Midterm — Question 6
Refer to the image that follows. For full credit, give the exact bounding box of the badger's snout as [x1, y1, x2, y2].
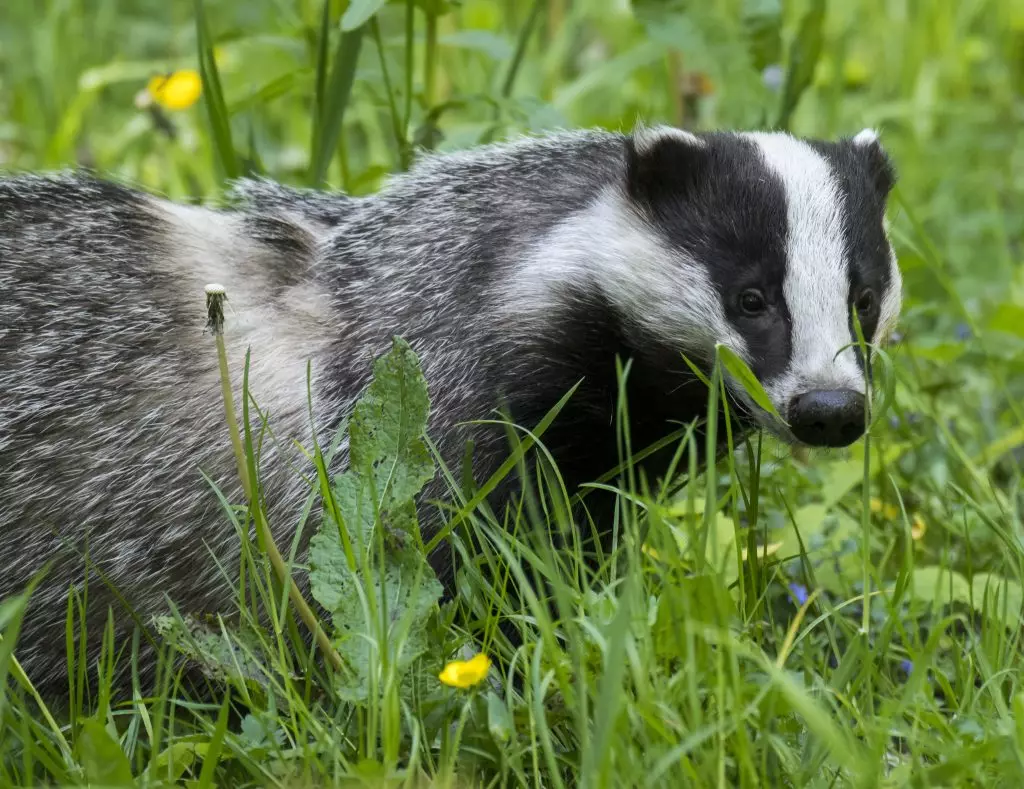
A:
[787, 389, 865, 448]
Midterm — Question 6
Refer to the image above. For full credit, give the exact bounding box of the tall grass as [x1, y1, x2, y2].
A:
[1, 0, 1023, 785]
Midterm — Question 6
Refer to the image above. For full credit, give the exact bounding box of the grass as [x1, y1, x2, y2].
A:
[1, 0, 1024, 785]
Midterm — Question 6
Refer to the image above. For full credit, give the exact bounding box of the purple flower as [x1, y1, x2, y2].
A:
[955, 323, 972, 341]
[789, 583, 809, 605]
[900, 659, 913, 674]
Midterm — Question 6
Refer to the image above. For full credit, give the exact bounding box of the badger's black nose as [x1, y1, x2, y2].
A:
[788, 389, 865, 447]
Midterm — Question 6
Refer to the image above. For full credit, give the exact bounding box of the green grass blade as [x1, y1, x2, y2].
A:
[194, 0, 241, 180]
[774, 0, 825, 130]
[309, 25, 365, 187]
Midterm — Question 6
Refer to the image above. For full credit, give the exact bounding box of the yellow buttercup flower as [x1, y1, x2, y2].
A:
[439, 652, 491, 689]
[869, 498, 899, 521]
[911, 514, 927, 541]
[147, 70, 202, 111]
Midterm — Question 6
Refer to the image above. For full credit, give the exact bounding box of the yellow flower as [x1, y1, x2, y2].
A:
[869, 498, 899, 521]
[911, 514, 927, 541]
[147, 70, 202, 111]
[439, 652, 491, 689]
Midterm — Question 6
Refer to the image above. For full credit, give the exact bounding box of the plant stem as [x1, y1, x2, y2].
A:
[206, 287, 346, 674]
[424, 9, 437, 109]
[501, 0, 544, 100]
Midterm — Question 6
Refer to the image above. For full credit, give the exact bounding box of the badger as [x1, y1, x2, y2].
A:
[0, 125, 901, 701]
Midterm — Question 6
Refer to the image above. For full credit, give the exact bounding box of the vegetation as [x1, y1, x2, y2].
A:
[1, 0, 1024, 785]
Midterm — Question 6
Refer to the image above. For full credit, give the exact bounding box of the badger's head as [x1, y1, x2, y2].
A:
[609, 125, 901, 449]
[524, 125, 899, 452]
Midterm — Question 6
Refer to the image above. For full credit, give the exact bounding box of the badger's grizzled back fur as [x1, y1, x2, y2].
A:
[0, 126, 902, 700]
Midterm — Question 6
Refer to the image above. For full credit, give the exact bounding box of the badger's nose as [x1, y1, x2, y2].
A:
[788, 389, 865, 448]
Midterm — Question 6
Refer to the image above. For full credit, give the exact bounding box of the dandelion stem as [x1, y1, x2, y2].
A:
[205, 285, 346, 675]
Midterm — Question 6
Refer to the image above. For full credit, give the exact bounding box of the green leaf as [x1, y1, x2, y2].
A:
[196, 694, 232, 789]
[342, 0, 388, 31]
[775, 0, 825, 130]
[987, 304, 1024, 339]
[310, 19, 364, 186]
[308, 337, 443, 703]
[308, 524, 443, 702]
[0, 582, 39, 717]
[440, 30, 514, 61]
[487, 691, 514, 745]
[715, 343, 782, 420]
[142, 742, 200, 784]
[742, 0, 782, 70]
[151, 614, 270, 690]
[908, 567, 972, 609]
[348, 337, 435, 516]
[194, 0, 241, 179]
[77, 718, 134, 786]
[971, 573, 1024, 631]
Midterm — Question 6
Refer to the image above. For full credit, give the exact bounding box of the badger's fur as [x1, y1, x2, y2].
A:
[0, 126, 901, 700]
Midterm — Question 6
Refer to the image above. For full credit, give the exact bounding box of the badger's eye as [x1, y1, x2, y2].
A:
[855, 289, 876, 315]
[739, 289, 767, 316]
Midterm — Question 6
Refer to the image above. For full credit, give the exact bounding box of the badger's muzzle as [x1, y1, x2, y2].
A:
[787, 388, 865, 448]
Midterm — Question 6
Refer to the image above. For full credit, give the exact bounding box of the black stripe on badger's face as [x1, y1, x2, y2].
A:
[625, 126, 901, 448]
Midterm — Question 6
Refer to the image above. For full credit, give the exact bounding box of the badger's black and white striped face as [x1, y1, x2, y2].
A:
[622, 125, 902, 448]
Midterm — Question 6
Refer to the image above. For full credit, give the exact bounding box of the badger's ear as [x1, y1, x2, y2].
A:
[625, 124, 708, 211]
[851, 128, 897, 197]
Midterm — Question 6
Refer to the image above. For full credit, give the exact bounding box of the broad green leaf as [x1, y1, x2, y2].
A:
[308, 337, 443, 703]
[908, 567, 971, 609]
[342, 0, 388, 31]
[971, 573, 1024, 631]
[742, 0, 782, 70]
[487, 691, 514, 745]
[775, 0, 825, 130]
[151, 614, 270, 689]
[142, 742, 201, 784]
[308, 524, 443, 702]
[987, 304, 1024, 339]
[77, 718, 134, 786]
[440, 30, 514, 61]
[348, 337, 434, 516]
[715, 343, 782, 420]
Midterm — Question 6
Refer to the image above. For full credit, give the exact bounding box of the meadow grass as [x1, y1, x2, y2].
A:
[1, 0, 1024, 786]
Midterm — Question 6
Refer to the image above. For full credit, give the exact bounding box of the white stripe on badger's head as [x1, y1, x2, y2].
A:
[739, 130, 901, 447]
[741, 132, 864, 402]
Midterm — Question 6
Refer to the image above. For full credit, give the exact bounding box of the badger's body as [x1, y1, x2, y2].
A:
[0, 126, 901, 700]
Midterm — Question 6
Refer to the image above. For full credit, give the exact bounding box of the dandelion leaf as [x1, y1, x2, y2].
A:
[308, 336, 443, 703]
